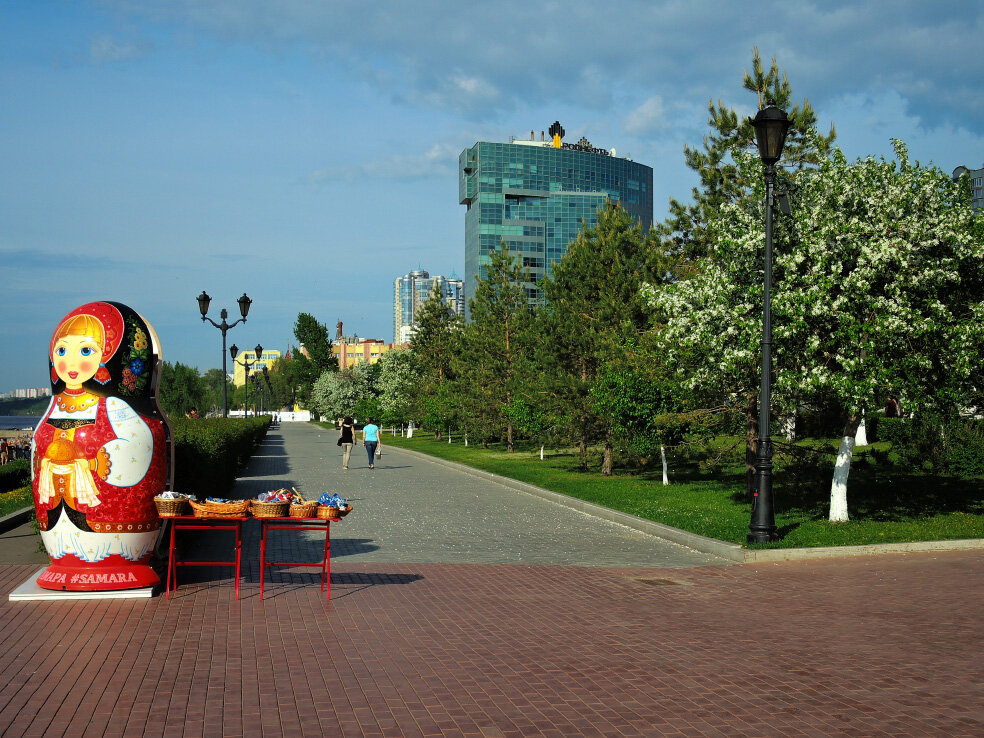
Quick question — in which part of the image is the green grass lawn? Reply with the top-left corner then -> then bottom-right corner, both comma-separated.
0,486 -> 32,519
358,425 -> 984,549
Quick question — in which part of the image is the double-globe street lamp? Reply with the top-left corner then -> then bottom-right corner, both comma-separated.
230,343 -> 263,417
747,101 -> 791,544
197,291 -> 252,418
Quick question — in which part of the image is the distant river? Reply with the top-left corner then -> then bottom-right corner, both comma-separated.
0,416 -> 42,431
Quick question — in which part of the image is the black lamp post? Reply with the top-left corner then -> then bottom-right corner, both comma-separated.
261,366 -> 270,415
198,291 -> 252,417
230,343 -> 263,417
747,101 -> 791,544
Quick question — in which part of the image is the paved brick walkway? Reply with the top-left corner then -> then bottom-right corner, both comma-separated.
1,423 -> 982,737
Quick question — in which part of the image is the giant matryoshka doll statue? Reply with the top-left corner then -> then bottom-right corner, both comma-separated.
32,302 -> 170,591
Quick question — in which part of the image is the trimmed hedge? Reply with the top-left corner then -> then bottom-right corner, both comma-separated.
939,419 -> 984,477
867,415 -> 984,477
0,459 -> 30,493
0,420 -> 270,501
170,417 -> 270,497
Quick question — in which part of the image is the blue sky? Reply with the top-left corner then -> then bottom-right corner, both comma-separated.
2,1 -> 983,392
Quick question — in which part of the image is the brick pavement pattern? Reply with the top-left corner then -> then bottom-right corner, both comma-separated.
0,423 -> 981,737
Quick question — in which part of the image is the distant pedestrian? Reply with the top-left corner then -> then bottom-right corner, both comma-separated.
339,416 -> 355,470
0,438 -> 8,465
885,395 -> 901,418
362,417 -> 380,470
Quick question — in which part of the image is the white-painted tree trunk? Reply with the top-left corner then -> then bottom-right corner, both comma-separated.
407,423 -> 414,439
660,445 -> 669,486
781,411 -> 796,441
540,445 -> 544,461
855,419 -> 868,446
464,435 -> 468,446
829,435 -> 856,522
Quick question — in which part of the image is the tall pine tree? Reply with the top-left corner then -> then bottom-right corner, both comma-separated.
662,47 -> 836,261
540,201 -> 670,475
455,245 -> 533,452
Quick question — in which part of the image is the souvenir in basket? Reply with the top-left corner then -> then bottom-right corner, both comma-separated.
190,499 -> 250,518
288,502 -> 317,518
337,503 -> 353,517
316,505 -> 340,519
154,497 -> 190,517
251,500 -> 290,518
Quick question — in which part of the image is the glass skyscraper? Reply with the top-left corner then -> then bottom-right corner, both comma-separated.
459,125 -> 654,310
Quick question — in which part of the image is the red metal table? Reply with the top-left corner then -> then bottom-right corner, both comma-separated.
165,516 -> 248,599
258,516 -> 340,602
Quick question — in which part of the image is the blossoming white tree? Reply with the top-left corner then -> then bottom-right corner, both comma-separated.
310,364 -> 375,421
653,138 -> 984,522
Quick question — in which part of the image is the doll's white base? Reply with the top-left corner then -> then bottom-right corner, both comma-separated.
8,568 -> 154,600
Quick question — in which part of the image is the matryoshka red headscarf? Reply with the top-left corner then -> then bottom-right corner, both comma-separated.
49,302 -> 125,385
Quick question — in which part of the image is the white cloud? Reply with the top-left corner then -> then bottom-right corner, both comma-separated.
103,1 -> 984,128
624,97 -> 667,136
823,89 -> 984,173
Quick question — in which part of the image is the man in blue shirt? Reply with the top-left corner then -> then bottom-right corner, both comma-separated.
362,418 -> 380,469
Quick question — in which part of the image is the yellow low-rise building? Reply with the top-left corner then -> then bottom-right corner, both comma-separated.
332,339 -> 404,370
232,349 -> 281,386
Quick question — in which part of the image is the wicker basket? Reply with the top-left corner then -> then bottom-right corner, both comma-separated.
190,499 -> 250,518
288,503 -> 317,518
251,500 -> 290,518
316,505 -> 340,519
337,503 -> 353,518
154,497 -> 190,517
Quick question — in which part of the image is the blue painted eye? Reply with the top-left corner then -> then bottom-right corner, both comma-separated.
56,347 -> 66,356
80,346 -> 93,356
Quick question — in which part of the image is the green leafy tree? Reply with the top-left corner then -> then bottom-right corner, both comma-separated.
540,201 -> 670,475
310,364 -> 376,420
455,245 -> 533,452
158,361 -> 209,419
293,313 -> 337,406
353,362 -> 383,424
200,367 -> 227,417
407,283 -> 462,438
653,137 -> 984,521
265,352 -> 301,411
662,47 -> 836,261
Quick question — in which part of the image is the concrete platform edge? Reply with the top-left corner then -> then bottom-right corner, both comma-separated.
389,444 -> 984,563
0,506 -> 33,535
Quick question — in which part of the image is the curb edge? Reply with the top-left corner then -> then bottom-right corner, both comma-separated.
386,444 -> 984,564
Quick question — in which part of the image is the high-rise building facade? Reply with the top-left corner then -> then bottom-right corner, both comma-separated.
952,164 -> 984,214
459,122 -> 654,310
393,269 -> 464,344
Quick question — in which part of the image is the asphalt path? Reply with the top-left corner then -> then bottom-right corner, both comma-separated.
235,422 -> 730,568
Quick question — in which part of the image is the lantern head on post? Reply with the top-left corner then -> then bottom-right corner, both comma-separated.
237,293 -> 252,320
750,101 -> 791,166
230,344 -> 238,361
254,344 -> 263,359
197,291 -> 211,320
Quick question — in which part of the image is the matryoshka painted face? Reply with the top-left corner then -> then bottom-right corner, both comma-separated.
53,335 -> 104,390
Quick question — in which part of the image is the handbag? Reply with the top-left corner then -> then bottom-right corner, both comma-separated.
375,445 -> 382,458
337,438 -> 343,446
